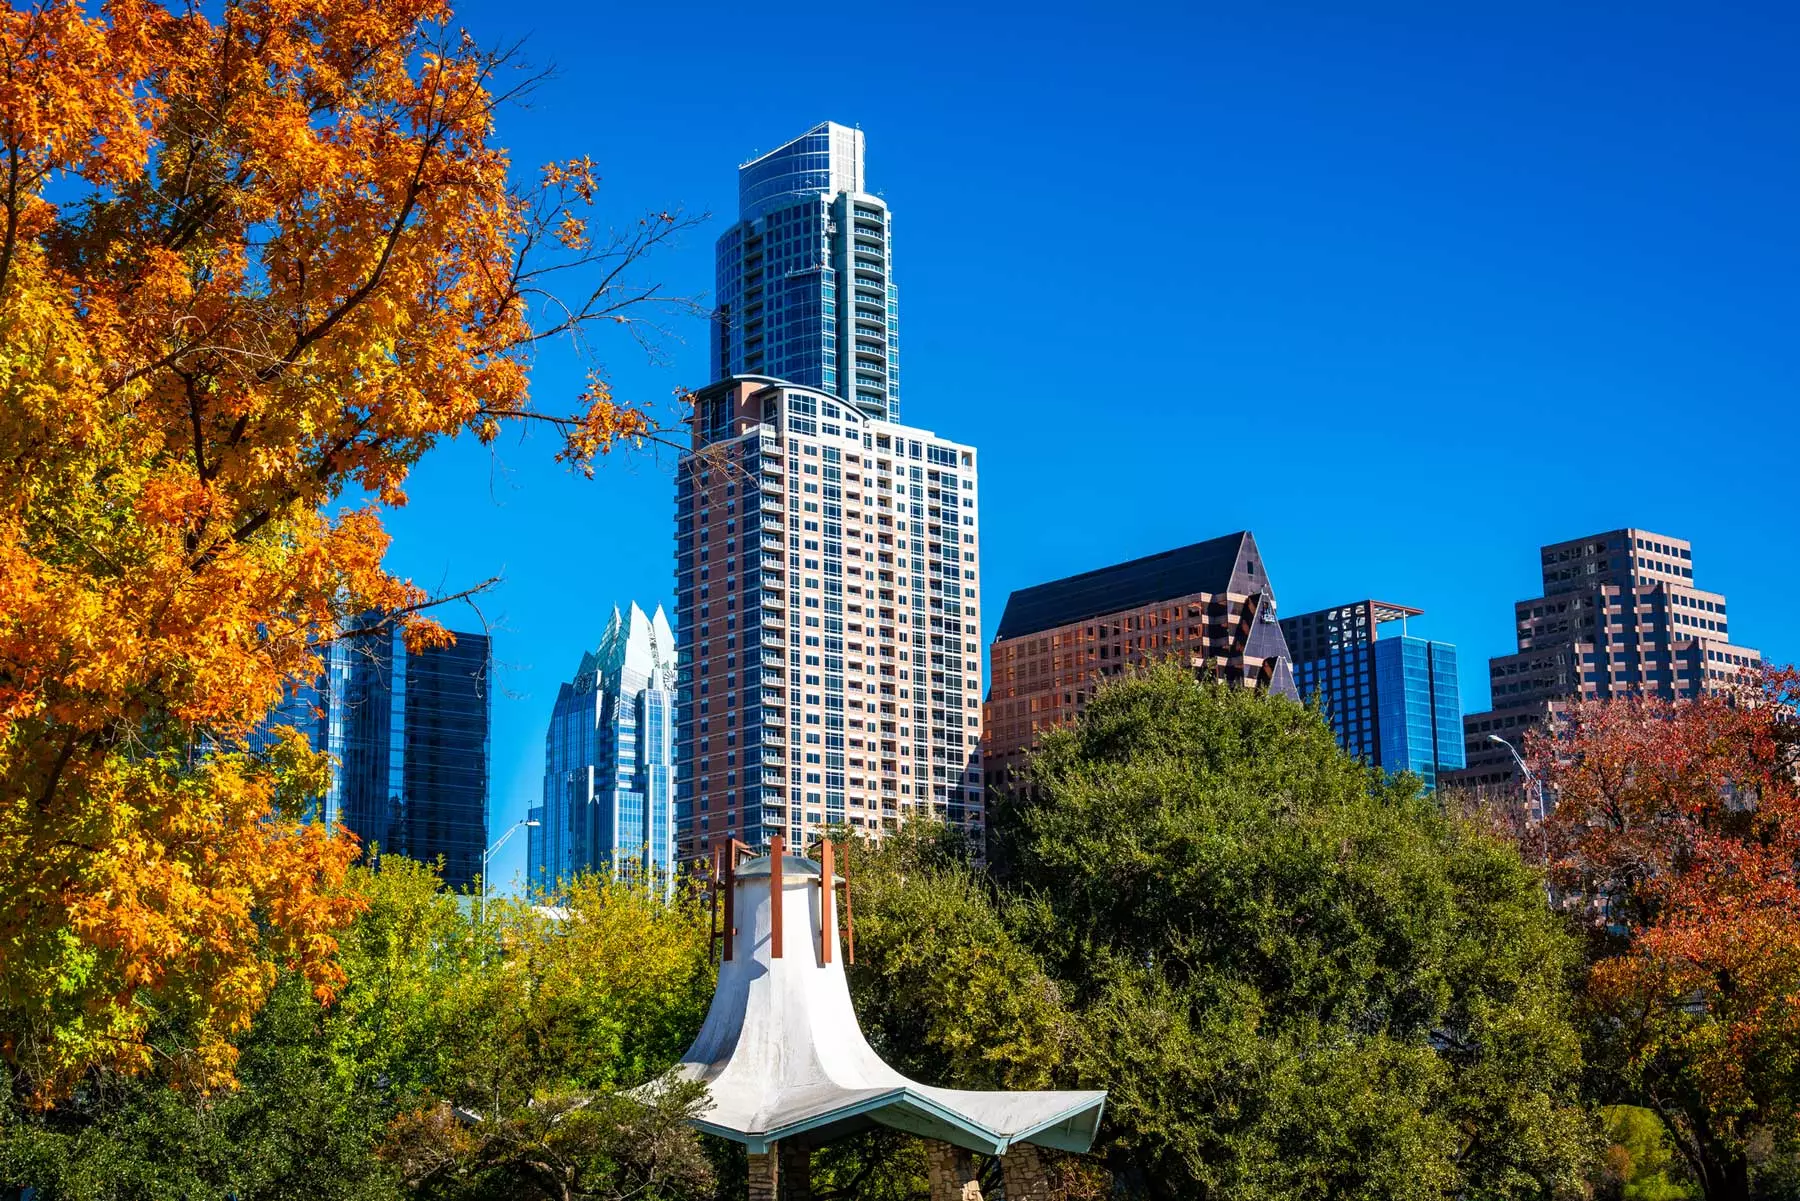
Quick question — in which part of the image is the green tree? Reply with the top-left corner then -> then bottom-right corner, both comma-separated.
1,858 -> 718,1201
999,662 -> 1599,1201
1598,1106 -> 1700,1201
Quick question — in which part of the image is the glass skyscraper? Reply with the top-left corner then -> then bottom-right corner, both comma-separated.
528,603 -> 678,891
712,122 -> 901,421
1280,600 -> 1464,790
253,620 -> 493,889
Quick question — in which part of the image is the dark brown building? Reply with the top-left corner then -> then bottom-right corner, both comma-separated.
1445,527 -> 1762,790
982,532 -> 1296,792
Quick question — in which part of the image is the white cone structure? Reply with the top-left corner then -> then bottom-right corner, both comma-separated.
673,849 -> 1106,1155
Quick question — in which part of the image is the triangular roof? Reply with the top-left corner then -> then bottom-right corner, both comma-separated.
997,532 -> 1270,641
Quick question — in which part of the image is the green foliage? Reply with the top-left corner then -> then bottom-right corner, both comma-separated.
0,860 -> 717,1201
1597,1106 -> 1699,1201
846,824 -> 1075,1090
999,664 -> 1597,1200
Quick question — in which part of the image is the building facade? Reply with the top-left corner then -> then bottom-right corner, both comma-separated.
528,603 -> 678,891
712,122 -> 901,421
1280,600 -> 1464,790
674,375 -> 982,865
1446,528 -> 1763,790
982,533 -> 1297,791
255,621 -> 493,890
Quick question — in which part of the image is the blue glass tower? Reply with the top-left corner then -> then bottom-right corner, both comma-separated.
712,122 -> 900,420
1279,600 -> 1464,790
252,620 -> 492,889
529,603 -> 678,891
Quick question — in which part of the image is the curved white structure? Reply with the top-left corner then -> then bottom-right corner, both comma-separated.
674,851 -> 1105,1156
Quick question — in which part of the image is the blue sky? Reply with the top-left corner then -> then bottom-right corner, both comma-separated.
377,0 -> 1800,888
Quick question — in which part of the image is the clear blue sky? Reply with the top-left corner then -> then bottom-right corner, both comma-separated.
377,0 -> 1800,889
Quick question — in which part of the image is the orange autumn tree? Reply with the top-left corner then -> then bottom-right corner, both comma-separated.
0,0 -> 688,1102
1532,669 -> 1800,1201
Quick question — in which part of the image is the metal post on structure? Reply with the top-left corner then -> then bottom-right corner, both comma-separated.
818,838 -> 834,966
1488,734 -> 1549,867
769,834 -> 785,959
722,845 -> 737,963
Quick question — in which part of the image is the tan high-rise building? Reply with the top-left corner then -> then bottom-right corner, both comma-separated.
982,533 -> 1297,792
674,376 -> 983,866
1445,528 -> 1763,790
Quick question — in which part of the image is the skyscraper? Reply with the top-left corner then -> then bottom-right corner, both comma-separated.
1280,600 -> 1464,790
674,375 -> 982,865
255,621 -> 492,890
1445,528 -> 1763,790
982,533 -> 1297,792
528,603 -> 678,890
712,122 -> 900,421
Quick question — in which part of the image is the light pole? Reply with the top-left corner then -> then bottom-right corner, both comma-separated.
1488,734 -> 1548,865
481,817 -> 540,916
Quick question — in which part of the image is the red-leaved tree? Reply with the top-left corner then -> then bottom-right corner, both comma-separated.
1532,668 -> 1800,1200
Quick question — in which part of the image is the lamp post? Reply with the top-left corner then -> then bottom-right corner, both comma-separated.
1488,734 -> 1548,866
480,817 -> 540,916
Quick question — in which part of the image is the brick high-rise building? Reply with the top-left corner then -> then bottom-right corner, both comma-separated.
674,376 -> 983,866
982,533 -> 1296,791
1446,528 -> 1763,789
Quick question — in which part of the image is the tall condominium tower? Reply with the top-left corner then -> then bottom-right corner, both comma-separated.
983,534 -> 1297,792
1279,600 -> 1464,790
712,122 -> 900,421
528,603 -> 678,890
1446,528 -> 1763,790
674,376 -> 982,865
254,622 -> 492,890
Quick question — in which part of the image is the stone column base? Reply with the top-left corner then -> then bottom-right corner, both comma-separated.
1001,1142 -> 1051,1200
747,1148 -> 778,1201
924,1139 -> 984,1201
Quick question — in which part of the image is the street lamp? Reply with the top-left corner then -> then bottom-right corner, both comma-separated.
1488,734 -> 1548,865
481,817 -> 540,914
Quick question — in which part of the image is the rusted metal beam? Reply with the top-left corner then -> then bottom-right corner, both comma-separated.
721,843 -> 736,963
770,834 -> 785,959
819,838 -> 834,966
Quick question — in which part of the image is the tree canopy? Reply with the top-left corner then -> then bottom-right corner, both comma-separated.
996,662 -> 1597,1201
1534,671 -> 1800,1201
0,860 -> 718,1201
0,0 -> 685,1100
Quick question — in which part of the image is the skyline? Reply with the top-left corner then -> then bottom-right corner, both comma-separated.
370,0 -> 1799,888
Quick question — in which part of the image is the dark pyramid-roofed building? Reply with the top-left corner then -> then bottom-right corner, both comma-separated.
984,531 -> 1296,791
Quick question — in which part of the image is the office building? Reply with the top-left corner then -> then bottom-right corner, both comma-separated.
983,533 -> 1297,790
1280,600 -> 1464,790
528,603 -> 678,890
255,620 -> 492,890
712,122 -> 901,421
1446,528 -> 1762,790
674,375 -> 982,865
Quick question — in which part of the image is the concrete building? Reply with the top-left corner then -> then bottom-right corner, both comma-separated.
712,122 -> 901,421
1280,600 -> 1464,790
674,376 -> 982,865
982,533 -> 1297,792
528,603 -> 678,892
1446,528 -> 1763,790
